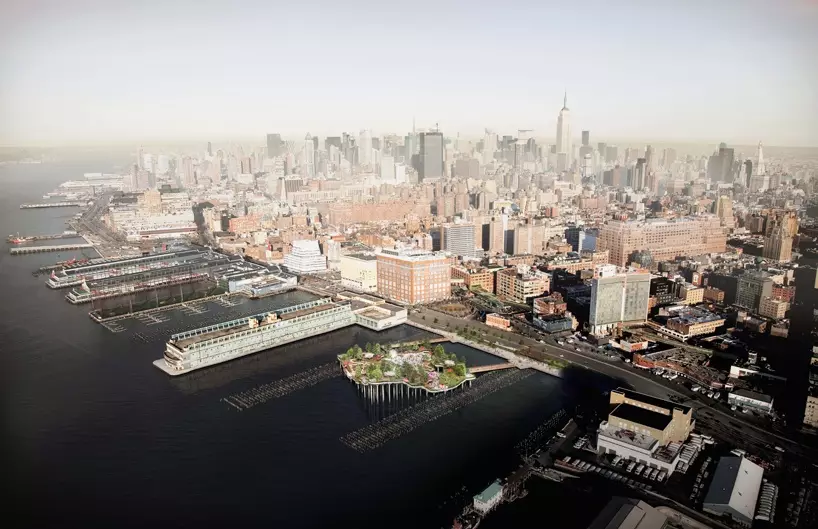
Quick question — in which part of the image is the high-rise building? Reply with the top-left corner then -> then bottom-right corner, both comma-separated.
763,226 -> 793,262
633,158 -> 646,189
564,226 -> 586,252
283,240 -> 327,274
748,141 -> 769,191
207,142 -> 212,157
303,134 -> 315,178
359,129 -> 373,166
736,272 -> 774,312
442,223 -> 476,258
605,145 -> 618,163
380,155 -> 395,181
597,217 -> 727,267
589,270 -> 651,334
714,196 -> 735,229
267,133 -> 282,158
645,145 -> 656,174
375,248 -> 450,305
555,92 -> 572,168
581,130 -> 590,147
419,132 -> 444,181
718,146 -> 735,182
662,148 -> 677,168
483,129 -> 497,165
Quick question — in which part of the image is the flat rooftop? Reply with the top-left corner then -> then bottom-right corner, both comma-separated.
173,303 -> 339,349
610,403 -> 672,431
346,253 -> 378,261
614,387 -> 691,414
357,307 -> 391,320
598,422 -> 657,451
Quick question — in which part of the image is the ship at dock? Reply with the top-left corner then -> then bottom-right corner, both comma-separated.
155,296 -> 408,376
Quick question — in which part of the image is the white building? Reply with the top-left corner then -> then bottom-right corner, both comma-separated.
703,456 -> 764,527
380,155 -> 395,181
596,421 -> 680,476
340,253 -> 378,292
727,389 -> 774,414
473,480 -> 504,514
283,240 -> 327,274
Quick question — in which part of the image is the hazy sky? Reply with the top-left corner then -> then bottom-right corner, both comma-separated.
1,0 -> 817,146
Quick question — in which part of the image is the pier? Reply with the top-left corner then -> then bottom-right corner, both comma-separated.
222,362 -> 341,410
470,363 -> 517,374
20,202 -> 83,209
340,368 -> 534,452
10,243 -> 94,255
7,232 -> 79,243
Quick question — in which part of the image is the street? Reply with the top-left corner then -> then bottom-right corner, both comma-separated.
412,307 -> 818,463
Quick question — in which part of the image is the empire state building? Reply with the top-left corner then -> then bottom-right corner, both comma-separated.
555,92 -> 572,171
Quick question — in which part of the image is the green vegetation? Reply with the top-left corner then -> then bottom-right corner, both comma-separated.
338,343 -> 471,391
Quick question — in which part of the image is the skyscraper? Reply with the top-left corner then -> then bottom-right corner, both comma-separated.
714,196 -> 735,228
748,141 -> 769,191
207,142 -> 212,157
589,270 -> 651,335
633,158 -> 646,189
581,130 -> 590,147
763,226 -> 793,262
359,129 -> 372,166
267,133 -> 282,158
718,146 -> 735,182
555,92 -> 572,169
303,134 -> 315,178
645,145 -> 656,173
442,223 -> 476,257
419,132 -> 444,181
483,129 -> 497,165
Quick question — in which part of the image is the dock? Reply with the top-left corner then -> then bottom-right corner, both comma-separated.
10,243 -> 94,255
20,202 -> 83,209
7,232 -> 79,243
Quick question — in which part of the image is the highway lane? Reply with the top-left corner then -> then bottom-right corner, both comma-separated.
411,308 -> 817,462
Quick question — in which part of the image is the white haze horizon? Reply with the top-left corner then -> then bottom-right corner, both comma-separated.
2,0 -> 817,147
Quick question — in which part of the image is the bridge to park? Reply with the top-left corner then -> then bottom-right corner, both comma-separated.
470,363 -> 517,374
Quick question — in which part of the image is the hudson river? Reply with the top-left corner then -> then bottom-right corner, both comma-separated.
2,159 -> 596,529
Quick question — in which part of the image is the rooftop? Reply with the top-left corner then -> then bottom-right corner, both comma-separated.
610,403 -> 673,431
474,480 -> 504,503
588,497 -> 668,529
613,387 -> 692,415
598,422 -> 658,451
703,456 -> 764,522
732,388 -> 773,403
345,253 -> 378,261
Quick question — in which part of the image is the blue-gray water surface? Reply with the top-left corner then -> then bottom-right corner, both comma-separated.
3,160 -> 578,529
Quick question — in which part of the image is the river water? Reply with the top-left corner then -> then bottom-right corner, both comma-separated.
2,160 -> 590,529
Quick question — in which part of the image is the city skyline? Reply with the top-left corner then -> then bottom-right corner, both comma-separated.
1,0 -> 817,146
